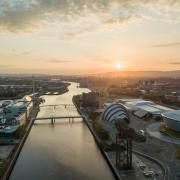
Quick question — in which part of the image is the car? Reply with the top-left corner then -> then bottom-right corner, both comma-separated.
139,164 -> 146,169
139,130 -> 145,136
155,172 -> 159,176
143,171 -> 154,177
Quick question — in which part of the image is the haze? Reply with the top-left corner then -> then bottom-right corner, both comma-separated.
0,0 -> 180,75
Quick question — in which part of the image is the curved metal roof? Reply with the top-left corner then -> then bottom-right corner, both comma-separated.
102,103 -> 130,123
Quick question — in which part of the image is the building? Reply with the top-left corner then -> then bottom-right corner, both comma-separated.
139,80 -> 155,86
82,92 -> 99,108
162,110 -> 180,132
0,95 -> 33,134
101,103 -> 130,123
117,98 -> 173,119
165,93 -> 180,103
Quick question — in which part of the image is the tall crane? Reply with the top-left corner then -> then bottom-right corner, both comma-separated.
115,120 -> 146,169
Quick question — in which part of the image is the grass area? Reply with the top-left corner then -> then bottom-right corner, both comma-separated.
175,146 -> 180,160
13,123 -> 28,139
100,141 -> 117,151
91,119 -> 117,151
92,119 -> 109,141
0,159 -> 8,178
159,124 -> 180,139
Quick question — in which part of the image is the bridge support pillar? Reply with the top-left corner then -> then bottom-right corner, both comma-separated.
51,118 -> 54,125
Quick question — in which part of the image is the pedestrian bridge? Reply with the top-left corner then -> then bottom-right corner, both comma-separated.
40,104 -> 74,108
34,115 -> 84,124
36,104 -> 83,124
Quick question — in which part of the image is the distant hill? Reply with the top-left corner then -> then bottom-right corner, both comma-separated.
96,70 -> 180,78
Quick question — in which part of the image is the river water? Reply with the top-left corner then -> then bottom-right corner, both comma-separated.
9,82 -> 115,180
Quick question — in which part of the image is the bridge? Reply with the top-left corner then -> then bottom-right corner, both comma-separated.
35,115 -> 84,124
35,103 -> 84,124
40,104 -> 74,108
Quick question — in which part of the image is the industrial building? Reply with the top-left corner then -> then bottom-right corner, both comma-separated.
116,98 -> 173,119
102,98 -> 180,134
162,110 -> 180,132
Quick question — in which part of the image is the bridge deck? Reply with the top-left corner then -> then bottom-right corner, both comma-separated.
40,104 -> 74,107
35,116 -> 83,120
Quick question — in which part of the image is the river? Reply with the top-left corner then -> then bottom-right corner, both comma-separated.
9,82 -> 115,180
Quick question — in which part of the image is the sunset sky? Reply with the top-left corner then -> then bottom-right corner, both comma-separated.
0,0 -> 180,75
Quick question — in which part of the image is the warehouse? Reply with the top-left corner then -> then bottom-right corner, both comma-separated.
162,110 -> 180,132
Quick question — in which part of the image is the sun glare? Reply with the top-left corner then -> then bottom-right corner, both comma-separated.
115,63 -> 122,70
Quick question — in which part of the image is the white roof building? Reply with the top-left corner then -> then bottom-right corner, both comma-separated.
117,98 -> 173,118
162,110 -> 180,132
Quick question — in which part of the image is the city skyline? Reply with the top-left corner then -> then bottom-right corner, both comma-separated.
0,0 -> 180,74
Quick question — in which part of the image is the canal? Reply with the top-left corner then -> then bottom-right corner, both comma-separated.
9,82 -> 115,180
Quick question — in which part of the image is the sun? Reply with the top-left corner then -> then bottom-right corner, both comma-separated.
115,63 -> 122,70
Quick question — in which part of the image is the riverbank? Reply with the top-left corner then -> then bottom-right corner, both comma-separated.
7,82 -> 116,180
0,105 -> 39,180
73,94 -> 168,180
40,83 -> 70,96
72,95 -> 121,180
1,85 -> 69,179
40,82 -> 70,96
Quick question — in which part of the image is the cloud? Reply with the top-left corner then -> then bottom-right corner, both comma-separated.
97,58 -> 112,64
0,64 -> 14,68
149,42 -> 180,48
47,59 -> 71,63
169,62 -> 180,65
22,51 -> 32,55
0,0 -> 179,36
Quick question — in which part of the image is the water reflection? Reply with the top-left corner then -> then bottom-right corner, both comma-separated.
9,82 -> 114,180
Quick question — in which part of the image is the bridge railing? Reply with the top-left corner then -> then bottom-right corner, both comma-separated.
34,115 -> 85,124
35,115 -> 83,120
40,104 -> 74,107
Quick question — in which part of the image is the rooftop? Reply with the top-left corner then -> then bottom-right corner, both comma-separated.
163,110 -> 180,122
116,98 -> 173,115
